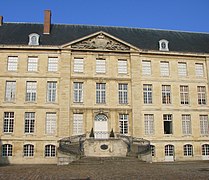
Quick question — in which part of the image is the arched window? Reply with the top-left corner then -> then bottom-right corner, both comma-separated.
159,39 -> 169,51
202,144 -> 209,155
28,33 -> 40,45
45,144 -> 56,157
2,144 -> 12,157
184,144 -> 193,156
24,144 -> 34,157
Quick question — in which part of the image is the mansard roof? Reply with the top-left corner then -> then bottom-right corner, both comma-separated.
1,22 -> 209,53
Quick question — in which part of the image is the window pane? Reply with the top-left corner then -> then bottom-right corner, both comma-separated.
24,144 -> 34,157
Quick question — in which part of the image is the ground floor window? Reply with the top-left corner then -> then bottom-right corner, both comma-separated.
150,145 -> 155,157
2,144 -> 12,157
45,144 -> 56,157
24,144 -> 34,157
165,144 -> 174,156
184,144 -> 193,156
202,144 -> 209,155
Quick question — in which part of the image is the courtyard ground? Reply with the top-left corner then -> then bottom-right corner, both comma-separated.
0,158 -> 209,180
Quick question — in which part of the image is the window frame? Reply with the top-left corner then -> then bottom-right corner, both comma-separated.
200,115 -> 209,135
184,144 -> 193,156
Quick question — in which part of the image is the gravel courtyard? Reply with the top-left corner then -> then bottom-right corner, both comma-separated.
0,158 -> 209,180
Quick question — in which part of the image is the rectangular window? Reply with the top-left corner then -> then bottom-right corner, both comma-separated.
163,114 -> 172,134
198,86 -> 206,105
200,115 -> 209,135
7,56 -> 18,71
142,60 -> 151,75
143,84 -> 152,104
2,144 -> 12,157
180,85 -> 189,105
74,58 -> 84,73
3,112 -> 14,133
118,83 -> 128,104
96,83 -> 106,104
74,82 -> 83,103
144,114 -> 154,135
182,114 -> 191,135
195,63 -> 204,77
119,114 -> 128,134
178,62 -> 187,76
5,81 -> 16,102
73,113 -> 83,135
162,85 -> 171,104
118,60 -> 127,74
24,112 -> 35,133
27,57 -> 38,71
47,81 -> 57,102
96,59 -> 106,73
46,113 -> 56,135
160,62 -> 169,76
48,57 -> 58,72
26,81 -> 37,102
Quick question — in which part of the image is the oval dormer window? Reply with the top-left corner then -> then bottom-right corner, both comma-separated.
159,39 -> 169,51
28,33 -> 40,45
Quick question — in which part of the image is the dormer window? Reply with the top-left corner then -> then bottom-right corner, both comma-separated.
159,39 -> 169,51
28,33 -> 40,45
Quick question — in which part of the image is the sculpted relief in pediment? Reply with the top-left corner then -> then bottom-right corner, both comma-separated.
71,33 -> 130,51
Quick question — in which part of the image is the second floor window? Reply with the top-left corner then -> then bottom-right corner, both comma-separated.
47,81 -> 57,102
178,62 -> 187,76
197,86 -> 206,105
180,85 -> 189,105
7,56 -> 18,71
25,112 -> 35,134
74,82 -> 83,103
142,60 -> 151,75
5,81 -> 16,102
118,83 -> 128,104
3,112 -> 14,133
26,81 -> 37,102
118,60 -> 127,74
96,59 -> 106,73
160,62 -> 169,76
162,85 -> 171,104
48,57 -> 58,72
195,63 -> 204,77
27,57 -> 38,71
143,84 -> 152,104
96,83 -> 106,104
74,58 -> 84,73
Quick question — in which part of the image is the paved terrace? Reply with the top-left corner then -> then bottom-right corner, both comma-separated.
0,158 -> 209,180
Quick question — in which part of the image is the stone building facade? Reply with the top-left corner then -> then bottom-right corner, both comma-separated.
0,10 -> 209,164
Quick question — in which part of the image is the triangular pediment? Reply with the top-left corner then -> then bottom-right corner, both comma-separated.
62,31 -> 138,51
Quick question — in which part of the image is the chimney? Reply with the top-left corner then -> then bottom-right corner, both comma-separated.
0,16 -> 3,26
43,10 -> 51,34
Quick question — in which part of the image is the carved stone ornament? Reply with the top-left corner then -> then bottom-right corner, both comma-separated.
71,33 -> 130,51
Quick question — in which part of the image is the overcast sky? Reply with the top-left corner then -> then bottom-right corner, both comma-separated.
1,0 -> 209,33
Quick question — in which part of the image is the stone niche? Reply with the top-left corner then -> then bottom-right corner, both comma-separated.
84,139 -> 127,157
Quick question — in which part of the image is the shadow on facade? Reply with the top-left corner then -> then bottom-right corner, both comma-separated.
0,139 -> 10,166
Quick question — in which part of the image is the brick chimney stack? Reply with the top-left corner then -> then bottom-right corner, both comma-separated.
0,16 -> 3,26
43,10 -> 51,34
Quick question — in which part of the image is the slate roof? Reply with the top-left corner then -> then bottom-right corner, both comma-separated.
1,22 -> 209,54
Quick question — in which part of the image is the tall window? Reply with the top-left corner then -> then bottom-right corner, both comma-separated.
202,144 -> 209,156
5,81 -> 16,102
96,83 -> 106,104
25,112 -> 35,133
163,114 -> 172,134
144,114 -> 154,135
162,85 -> 171,104
73,82 -> 83,103
96,59 -> 106,73
2,144 -> 13,157
195,63 -> 204,77
200,115 -> 209,135
3,112 -> 14,133
198,86 -> 206,105
182,114 -> 191,135
24,144 -> 34,157
47,81 -> 57,102
150,145 -> 155,157
26,81 -> 37,102
48,57 -> 58,72
178,62 -> 187,76
118,83 -> 128,104
180,85 -> 189,105
45,145 -> 56,157
184,144 -> 193,156
160,62 -> 169,76
74,58 -> 84,73
7,56 -> 18,71
119,114 -> 128,135
27,57 -> 38,71
142,60 -> 151,75
165,145 -> 174,156
118,60 -> 127,74
46,113 -> 56,135
73,113 -> 83,135
143,84 -> 152,104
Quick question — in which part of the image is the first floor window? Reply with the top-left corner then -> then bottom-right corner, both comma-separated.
202,144 -> 209,156
118,83 -> 128,104
182,114 -> 191,135
74,82 -> 83,103
198,86 -> 206,105
119,114 -> 128,134
24,144 -> 34,157
5,81 -> 16,102
162,85 -> 171,104
26,81 -> 37,102
46,113 -> 56,135
25,112 -> 35,133
73,113 -> 83,135
96,83 -> 106,104
143,84 -> 152,104
47,81 -> 57,102
180,85 -> 189,105
184,144 -> 193,156
144,114 -> 154,135
2,144 -> 12,157
200,115 -> 209,135
4,112 -> 14,133
45,145 -> 56,157
163,114 -> 172,134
